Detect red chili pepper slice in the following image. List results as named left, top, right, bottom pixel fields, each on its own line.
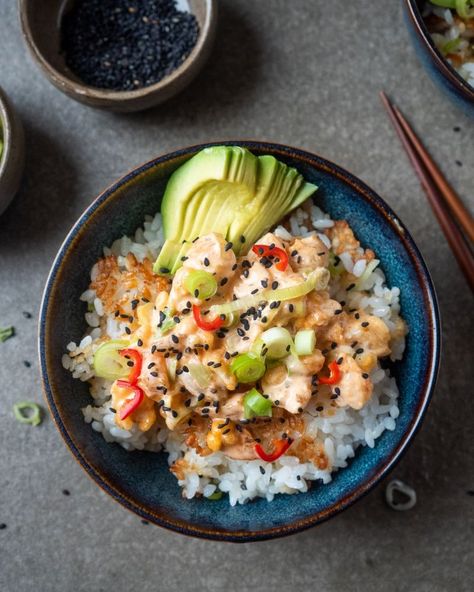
left=318, top=360, right=342, bottom=385
left=116, top=380, right=144, bottom=420
left=119, top=348, right=142, bottom=384
left=192, top=304, right=225, bottom=332
left=255, top=438, right=293, bottom=462
left=252, top=244, right=289, bottom=271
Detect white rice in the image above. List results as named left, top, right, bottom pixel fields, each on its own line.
left=64, top=207, right=405, bottom=505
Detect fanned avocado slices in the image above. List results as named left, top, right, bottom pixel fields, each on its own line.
left=153, top=146, right=317, bottom=275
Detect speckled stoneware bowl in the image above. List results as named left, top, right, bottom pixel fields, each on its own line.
left=404, top=0, right=474, bottom=115
left=0, top=85, right=25, bottom=215
left=19, top=0, right=217, bottom=112
left=39, top=142, right=440, bottom=542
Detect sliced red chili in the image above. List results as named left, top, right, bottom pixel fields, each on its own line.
left=119, top=348, right=142, bottom=384
left=192, top=304, right=225, bottom=332
left=318, top=360, right=342, bottom=385
left=252, top=244, right=289, bottom=271
left=255, top=438, right=293, bottom=462
left=116, top=380, right=144, bottom=420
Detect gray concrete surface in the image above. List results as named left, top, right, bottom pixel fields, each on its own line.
left=1, top=1, right=473, bottom=591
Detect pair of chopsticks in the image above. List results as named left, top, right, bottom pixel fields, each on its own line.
left=380, top=92, right=474, bottom=292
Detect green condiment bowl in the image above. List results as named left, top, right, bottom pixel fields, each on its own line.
left=0, top=86, right=25, bottom=216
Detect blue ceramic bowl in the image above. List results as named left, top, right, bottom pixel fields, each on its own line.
left=403, top=0, right=474, bottom=115
left=39, top=142, right=440, bottom=542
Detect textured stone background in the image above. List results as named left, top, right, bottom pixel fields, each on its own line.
left=0, top=1, right=473, bottom=591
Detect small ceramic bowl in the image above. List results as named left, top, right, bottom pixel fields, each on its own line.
left=39, top=142, right=440, bottom=542
left=403, top=0, right=474, bottom=115
left=19, top=0, right=217, bottom=112
left=0, top=86, right=25, bottom=216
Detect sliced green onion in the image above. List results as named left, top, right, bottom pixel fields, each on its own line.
left=13, top=402, right=42, bottom=426
left=268, top=268, right=330, bottom=303
left=166, top=357, right=177, bottom=382
left=441, top=37, right=462, bottom=55
left=93, top=339, right=130, bottom=380
left=0, top=326, right=14, bottom=343
left=207, top=491, right=223, bottom=500
left=158, top=308, right=177, bottom=335
left=87, top=302, right=95, bottom=312
left=184, top=270, right=217, bottom=300
left=243, top=388, right=272, bottom=419
left=456, top=0, right=474, bottom=18
left=328, top=252, right=344, bottom=278
left=210, top=268, right=329, bottom=317
left=189, top=362, right=212, bottom=388
left=285, top=299, right=306, bottom=317
left=230, top=353, right=266, bottom=383
left=254, top=327, right=294, bottom=360
left=430, top=0, right=474, bottom=17
left=354, top=259, right=380, bottom=290
left=294, top=329, right=316, bottom=356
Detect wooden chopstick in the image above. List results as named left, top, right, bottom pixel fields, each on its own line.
left=380, top=91, right=474, bottom=292
left=393, top=105, right=474, bottom=243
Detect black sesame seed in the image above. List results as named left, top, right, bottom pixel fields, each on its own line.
left=225, top=241, right=233, bottom=251
left=361, top=321, right=370, bottom=328
left=23, top=311, right=32, bottom=319
left=336, top=357, right=343, bottom=365
left=232, top=263, right=238, bottom=271
left=237, top=328, right=245, bottom=337
left=316, top=406, right=324, bottom=412
left=151, top=345, right=157, bottom=354
left=124, top=326, right=131, bottom=335
left=331, top=342, right=337, bottom=349
left=251, top=288, right=259, bottom=295
left=220, top=277, right=228, bottom=287
left=137, top=339, right=143, bottom=347
left=355, top=312, right=360, bottom=319
left=362, top=373, right=369, bottom=379
left=127, top=360, right=134, bottom=367
left=171, top=334, right=179, bottom=344
left=242, top=269, right=249, bottom=279
left=240, top=235, right=245, bottom=243
left=261, top=316, right=268, bottom=324
left=159, top=267, right=170, bottom=274
left=171, top=410, right=178, bottom=418
left=23, top=361, right=31, bottom=368
left=150, top=371, right=158, bottom=377
left=346, top=283, right=356, bottom=291
left=62, top=489, right=70, bottom=496
left=173, top=316, right=180, bottom=323
left=272, top=281, right=279, bottom=290
left=261, top=280, right=268, bottom=288
left=203, top=257, right=210, bottom=267
left=259, top=466, right=266, bottom=475
left=334, top=309, right=343, bottom=315
left=289, top=304, right=294, bottom=313
left=291, top=250, right=298, bottom=257
left=355, top=348, right=364, bottom=355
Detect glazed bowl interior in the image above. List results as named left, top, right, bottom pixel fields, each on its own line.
left=405, top=0, right=474, bottom=103
left=39, top=142, right=439, bottom=541
left=19, top=0, right=216, bottom=111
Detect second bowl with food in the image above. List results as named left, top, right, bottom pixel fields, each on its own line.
left=39, top=142, right=440, bottom=541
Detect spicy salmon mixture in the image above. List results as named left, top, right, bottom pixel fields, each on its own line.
left=65, top=214, right=407, bottom=503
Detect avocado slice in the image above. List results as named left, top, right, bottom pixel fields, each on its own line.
left=154, top=146, right=317, bottom=274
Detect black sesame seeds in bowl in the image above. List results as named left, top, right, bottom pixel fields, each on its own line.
left=19, top=0, right=217, bottom=112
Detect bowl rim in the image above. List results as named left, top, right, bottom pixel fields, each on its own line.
left=0, top=86, right=12, bottom=177
left=38, top=141, right=441, bottom=542
left=404, top=0, right=474, bottom=101
left=18, top=0, right=217, bottom=102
